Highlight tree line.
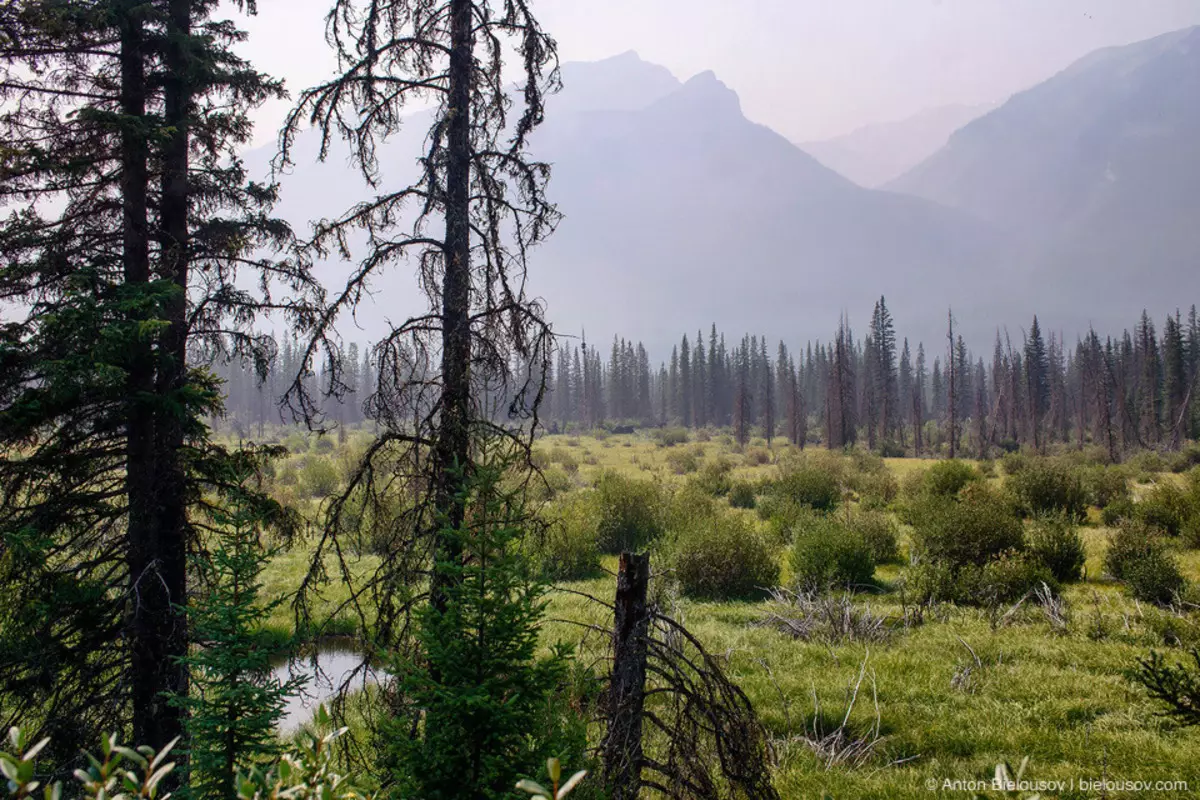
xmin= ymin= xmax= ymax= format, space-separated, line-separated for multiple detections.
xmin=539 ymin=299 xmax=1200 ymax=459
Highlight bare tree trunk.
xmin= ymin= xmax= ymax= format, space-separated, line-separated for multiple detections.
xmin=432 ymin=0 xmax=475 ymax=612
xmin=604 ymin=552 xmax=650 ymax=800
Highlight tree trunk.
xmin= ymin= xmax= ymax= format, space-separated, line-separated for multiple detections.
xmin=604 ymin=552 xmax=650 ymax=800
xmin=122 ymin=0 xmax=183 ymax=757
xmin=431 ymin=0 xmax=475 ymax=612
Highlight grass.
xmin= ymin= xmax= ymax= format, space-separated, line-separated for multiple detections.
xmin=253 ymin=428 xmax=1200 ymax=797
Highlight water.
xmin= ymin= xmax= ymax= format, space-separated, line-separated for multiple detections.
xmin=270 ymin=642 xmax=388 ymax=733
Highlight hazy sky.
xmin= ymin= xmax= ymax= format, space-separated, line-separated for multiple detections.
xmin=237 ymin=0 xmax=1200 ymax=143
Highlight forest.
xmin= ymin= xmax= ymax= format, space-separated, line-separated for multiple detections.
xmin=2 ymin=1 xmax=1200 ymax=800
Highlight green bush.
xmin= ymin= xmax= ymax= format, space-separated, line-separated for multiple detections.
xmin=728 ymin=480 xmax=757 ymax=509
xmin=906 ymin=560 xmax=972 ymax=604
xmin=851 ymin=469 xmax=899 ymax=510
xmin=1001 ymin=451 xmax=1029 ymax=476
xmin=548 ymin=447 xmax=580 ymax=474
xmin=672 ymin=510 xmax=780 ymax=600
xmin=1168 ymin=444 xmax=1200 ymax=473
xmin=978 ymin=551 xmax=1058 ymax=605
xmin=1082 ymin=466 xmax=1130 ymax=509
xmin=593 ymin=471 xmax=665 ymax=553
xmin=300 ymin=456 xmax=340 ymax=498
xmin=654 ymin=427 xmax=689 ymax=447
xmin=1102 ymin=496 xmax=1136 ymax=526
xmin=665 ymin=446 xmax=702 ymax=475
xmin=1007 ymin=458 xmax=1087 ymax=520
xmin=908 ymin=485 xmax=1024 ymax=569
xmin=922 ymin=459 xmax=982 ymax=498
xmin=1136 ymin=481 xmax=1196 ymax=536
xmin=1026 ymin=514 xmax=1087 ymax=582
xmin=743 ymin=446 xmax=771 ymax=466
xmin=1124 ymin=550 xmax=1187 ymax=605
xmin=537 ymin=496 xmax=602 ymax=581
xmin=851 ymin=509 xmax=900 ymax=564
xmin=772 ymin=462 xmax=841 ymax=512
xmin=789 ymin=515 xmax=875 ymax=592
xmin=1104 ymin=520 xmax=1167 ymax=580
xmin=692 ymin=456 xmax=734 ymax=497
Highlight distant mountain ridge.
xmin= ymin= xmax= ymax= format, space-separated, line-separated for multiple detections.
xmin=255 ymin=32 xmax=1200 ymax=355
xmin=889 ymin=26 xmax=1200 ymax=321
xmin=801 ymin=103 xmax=995 ymax=188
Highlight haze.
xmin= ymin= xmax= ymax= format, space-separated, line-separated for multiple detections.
xmin=237 ymin=0 xmax=1200 ymax=144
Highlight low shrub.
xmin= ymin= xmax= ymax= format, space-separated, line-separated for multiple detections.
xmin=728 ymin=479 xmax=758 ymax=509
xmin=773 ymin=461 xmax=841 ymax=512
xmin=300 ymin=456 xmax=340 ymax=498
xmin=922 ymin=459 xmax=982 ymax=498
xmin=743 ymin=446 xmax=771 ymax=466
xmin=906 ymin=561 xmax=972 ymax=605
xmin=1007 ymin=458 xmax=1087 ymax=520
xmin=1104 ymin=520 xmax=1167 ymax=581
xmin=1136 ymin=481 xmax=1196 ymax=536
xmin=908 ymin=485 xmax=1024 ymax=569
xmin=851 ymin=470 xmax=899 ymax=510
xmin=851 ymin=510 xmax=900 ymax=564
xmin=1001 ymin=451 xmax=1029 ymax=476
xmin=789 ymin=515 xmax=875 ymax=592
xmin=665 ymin=446 xmax=702 ymax=475
xmin=1124 ymin=550 xmax=1187 ymax=605
xmin=1026 ymin=514 xmax=1087 ymax=582
xmin=672 ymin=510 xmax=779 ymax=600
xmin=692 ymin=456 xmax=734 ymax=497
xmin=1083 ymin=466 xmax=1130 ymax=509
xmin=1168 ymin=443 xmax=1200 ymax=473
xmin=978 ymin=551 xmax=1058 ymax=606
xmin=1102 ymin=496 xmax=1136 ymax=526
xmin=593 ymin=471 xmax=665 ymax=553
xmin=536 ymin=496 xmax=601 ymax=581
xmin=548 ymin=446 xmax=580 ymax=473
xmin=654 ymin=427 xmax=690 ymax=447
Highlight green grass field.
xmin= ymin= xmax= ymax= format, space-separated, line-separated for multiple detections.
xmin=259 ymin=428 xmax=1200 ymax=798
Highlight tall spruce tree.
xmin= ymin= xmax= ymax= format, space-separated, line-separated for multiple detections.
xmin=0 ymin=0 xmax=310 ymax=769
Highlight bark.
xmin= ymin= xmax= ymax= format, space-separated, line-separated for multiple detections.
xmin=604 ymin=552 xmax=651 ymax=800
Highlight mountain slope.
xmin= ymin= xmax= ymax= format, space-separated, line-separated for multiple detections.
xmin=801 ymin=103 xmax=993 ymax=188
xmin=889 ymin=26 xmax=1200 ymax=317
xmin=255 ymin=54 xmax=1008 ymax=352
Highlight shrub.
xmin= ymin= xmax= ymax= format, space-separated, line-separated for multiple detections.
xmin=548 ymin=447 xmax=580 ymax=473
xmin=300 ymin=456 xmax=340 ymax=498
xmin=908 ymin=486 xmax=1024 ymax=569
xmin=851 ymin=510 xmax=900 ymax=564
xmin=789 ymin=515 xmax=875 ymax=592
xmin=850 ymin=465 xmax=899 ymax=510
xmin=906 ymin=560 xmax=972 ymax=604
xmin=773 ymin=462 xmax=841 ymax=512
xmin=654 ymin=427 xmax=689 ymax=447
xmin=1079 ymin=466 xmax=1128 ymax=510
xmin=665 ymin=446 xmax=702 ymax=475
xmin=728 ymin=480 xmax=757 ymax=509
xmin=922 ymin=460 xmax=982 ymax=498
xmin=529 ymin=465 xmax=573 ymax=503
xmin=593 ymin=471 xmax=665 ymax=553
xmin=1103 ymin=496 xmax=1136 ymax=526
xmin=978 ymin=551 xmax=1058 ymax=605
xmin=1124 ymin=550 xmax=1187 ymax=605
xmin=1104 ymin=520 xmax=1167 ymax=580
xmin=1026 ymin=514 xmax=1087 ymax=583
xmin=1168 ymin=444 xmax=1200 ymax=473
xmin=537 ymin=496 xmax=601 ymax=581
xmin=672 ymin=509 xmax=779 ymax=600
xmin=1007 ymin=458 xmax=1087 ymax=520
xmin=693 ymin=456 xmax=733 ymax=497
xmin=285 ymin=431 xmax=309 ymax=454
xmin=1136 ymin=481 xmax=1196 ymax=536
xmin=742 ymin=446 xmax=771 ymax=466
xmin=1001 ymin=451 xmax=1028 ymax=476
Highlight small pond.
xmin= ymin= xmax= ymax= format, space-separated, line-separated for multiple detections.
xmin=270 ymin=639 xmax=389 ymax=733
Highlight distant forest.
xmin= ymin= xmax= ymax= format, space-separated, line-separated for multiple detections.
xmin=217 ymin=298 xmax=1200 ymax=459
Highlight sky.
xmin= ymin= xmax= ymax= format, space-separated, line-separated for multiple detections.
xmin=235 ymin=0 xmax=1200 ymax=144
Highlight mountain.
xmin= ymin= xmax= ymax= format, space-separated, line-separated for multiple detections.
xmin=256 ymin=53 xmax=1006 ymax=353
xmin=889 ymin=26 xmax=1200 ymax=322
xmin=801 ymin=103 xmax=994 ymax=188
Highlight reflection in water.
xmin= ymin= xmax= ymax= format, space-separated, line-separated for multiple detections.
xmin=271 ymin=646 xmax=388 ymax=732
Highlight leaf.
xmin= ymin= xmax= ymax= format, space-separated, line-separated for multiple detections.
xmin=546 ymin=758 xmax=560 ymax=784
xmin=558 ymin=771 xmax=587 ymax=798
xmin=515 ymin=778 xmax=550 ymax=798
xmin=22 ymin=738 xmax=49 ymax=763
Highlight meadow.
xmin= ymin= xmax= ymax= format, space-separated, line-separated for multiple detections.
xmin=255 ymin=426 xmax=1200 ymax=799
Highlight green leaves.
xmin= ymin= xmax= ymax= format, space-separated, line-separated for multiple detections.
xmin=0 ymin=728 xmax=175 ymax=800
xmin=515 ymin=759 xmax=587 ymax=800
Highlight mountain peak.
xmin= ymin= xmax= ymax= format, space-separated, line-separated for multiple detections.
xmin=668 ymin=69 xmax=742 ymax=116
